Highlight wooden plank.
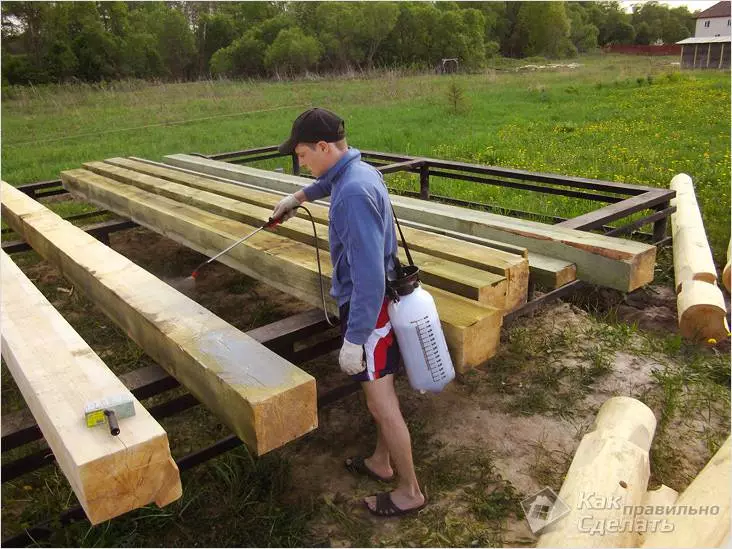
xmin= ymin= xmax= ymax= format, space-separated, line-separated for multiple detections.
xmin=83 ymin=161 xmax=510 ymax=309
xmin=670 ymin=173 xmax=718 ymax=293
xmin=0 ymin=249 xmax=182 ymax=525
xmin=102 ymin=157 xmax=529 ymax=311
xmin=61 ymin=169 xmax=502 ymax=371
xmin=1 ymin=182 xmax=317 ymax=456
xmin=162 ymin=154 xmax=656 ymax=292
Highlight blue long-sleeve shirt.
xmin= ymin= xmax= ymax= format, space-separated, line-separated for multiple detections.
xmin=302 ymin=148 xmax=397 ymax=345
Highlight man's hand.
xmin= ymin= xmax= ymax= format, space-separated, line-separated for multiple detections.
xmin=271 ymin=194 xmax=301 ymax=223
xmin=339 ymin=339 xmax=365 ymax=375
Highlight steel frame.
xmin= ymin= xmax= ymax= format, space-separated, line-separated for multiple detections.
xmin=1 ymin=148 xmax=675 ymax=545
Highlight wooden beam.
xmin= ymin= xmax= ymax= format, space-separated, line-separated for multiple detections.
xmin=82 ymin=161 xmax=510 ymax=310
xmin=138 ymin=155 xmax=572 ymax=289
xmin=537 ymin=397 xmax=657 ymax=547
xmin=0 ymin=249 xmax=181 ymax=525
xmin=161 ymin=154 xmax=656 ymax=292
xmin=61 ymin=169 xmax=502 ymax=371
xmin=2 ymin=309 xmax=332 ymax=452
xmin=381 ymin=216 xmax=576 ymax=288
xmin=642 ymin=436 xmax=730 ymax=547
xmin=670 ymin=173 xmax=717 ymax=293
xmin=99 ymin=158 xmax=529 ymax=311
xmin=1 ymin=182 xmax=317 ymax=456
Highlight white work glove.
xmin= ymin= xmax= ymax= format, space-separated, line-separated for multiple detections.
xmin=271 ymin=194 xmax=301 ymax=223
xmin=339 ymin=338 xmax=366 ymax=375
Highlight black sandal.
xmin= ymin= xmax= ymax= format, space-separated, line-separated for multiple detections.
xmin=365 ymin=491 xmax=428 ymax=517
xmin=344 ymin=456 xmax=394 ymax=483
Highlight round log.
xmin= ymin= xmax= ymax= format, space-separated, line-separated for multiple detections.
xmin=677 ymin=280 xmax=730 ymax=342
xmin=670 ymin=174 xmax=717 ymax=293
xmin=537 ymin=397 xmax=657 ymax=547
xmin=642 ymin=436 xmax=730 ymax=547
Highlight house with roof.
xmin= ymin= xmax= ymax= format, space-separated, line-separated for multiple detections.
xmin=676 ymin=1 xmax=730 ymax=69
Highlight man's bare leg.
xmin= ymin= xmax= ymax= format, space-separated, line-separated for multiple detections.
xmin=365 ymin=425 xmax=393 ymax=480
xmin=361 ymin=374 xmax=424 ymax=511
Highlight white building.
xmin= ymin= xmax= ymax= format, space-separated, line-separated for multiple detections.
xmin=694 ymin=1 xmax=731 ymax=38
xmin=677 ymin=1 xmax=730 ymax=69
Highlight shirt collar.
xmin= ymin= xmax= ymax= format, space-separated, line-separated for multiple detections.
xmin=317 ymin=148 xmax=361 ymax=186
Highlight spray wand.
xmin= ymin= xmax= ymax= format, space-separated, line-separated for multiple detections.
xmin=174 ymin=206 xmax=335 ymax=327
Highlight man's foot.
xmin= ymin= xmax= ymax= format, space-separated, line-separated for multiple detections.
xmin=345 ymin=456 xmax=394 ymax=482
xmin=364 ymin=490 xmax=426 ymax=517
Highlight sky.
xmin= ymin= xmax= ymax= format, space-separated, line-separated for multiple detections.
xmin=620 ymin=0 xmax=721 ymax=13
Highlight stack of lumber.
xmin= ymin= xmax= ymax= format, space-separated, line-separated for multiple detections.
xmin=1 ymin=182 xmax=318 ymax=456
xmin=55 ymin=155 xmax=656 ymax=371
xmin=537 ymin=396 xmax=730 ymax=548
xmin=162 ymin=154 xmax=657 ymax=293
xmin=1 ymin=248 xmax=182 ymax=524
xmin=669 ymin=174 xmax=729 ymax=342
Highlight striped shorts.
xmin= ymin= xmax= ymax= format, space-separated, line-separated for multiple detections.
xmin=339 ymin=297 xmax=401 ymax=382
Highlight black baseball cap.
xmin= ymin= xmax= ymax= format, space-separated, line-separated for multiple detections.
xmin=278 ymin=108 xmax=346 ymax=154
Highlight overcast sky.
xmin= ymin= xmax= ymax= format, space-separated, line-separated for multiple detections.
xmin=620 ymin=0 xmax=720 ymax=13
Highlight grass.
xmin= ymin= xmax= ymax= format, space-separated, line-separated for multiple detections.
xmin=1 ymin=53 xmax=730 ymax=546
xmin=2 ymin=53 xmax=729 ymax=260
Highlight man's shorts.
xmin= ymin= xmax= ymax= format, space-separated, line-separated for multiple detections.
xmin=339 ymin=297 xmax=400 ymax=382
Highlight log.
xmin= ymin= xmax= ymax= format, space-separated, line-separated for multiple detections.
xmin=638 ymin=485 xmax=678 ymax=545
xmin=61 ymin=169 xmax=503 ymax=371
xmin=82 ymin=161 xmax=510 ymax=309
xmin=162 ymin=154 xmax=656 ymax=292
xmin=670 ymin=173 xmax=718 ymax=293
xmin=1 ymin=182 xmax=317 ymax=456
xmin=100 ymin=157 xmax=529 ymax=311
xmin=0 ymin=249 xmax=181 ymax=525
xmin=677 ymin=279 xmax=730 ymax=342
xmin=537 ymin=396 xmax=657 ymax=547
xmin=723 ymin=238 xmax=731 ymax=293
xmin=642 ymin=436 xmax=730 ymax=547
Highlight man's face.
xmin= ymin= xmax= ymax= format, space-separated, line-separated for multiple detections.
xmin=294 ymin=142 xmax=333 ymax=177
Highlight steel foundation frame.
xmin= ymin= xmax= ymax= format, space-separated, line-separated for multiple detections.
xmin=1 ymin=149 xmax=675 ymax=545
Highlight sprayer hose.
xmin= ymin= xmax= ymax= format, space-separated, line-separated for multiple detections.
xmin=300 ymin=206 xmax=336 ymax=328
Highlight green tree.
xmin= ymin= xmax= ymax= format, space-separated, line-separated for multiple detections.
xmin=264 ymin=27 xmax=322 ymax=76
xmin=635 ymin=21 xmax=652 ymax=45
xmin=210 ymin=31 xmax=266 ymax=77
xmin=315 ymin=2 xmax=362 ymax=70
xmin=149 ymin=6 xmax=196 ymax=79
xmin=358 ymin=2 xmax=400 ymax=69
xmin=512 ymin=2 xmax=572 ymax=58
xmin=197 ymin=12 xmax=237 ymax=76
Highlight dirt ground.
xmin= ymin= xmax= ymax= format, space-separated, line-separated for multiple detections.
xmin=2 ymin=224 xmax=730 ymax=547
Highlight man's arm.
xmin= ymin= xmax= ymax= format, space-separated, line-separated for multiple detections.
xmin=336 ymin=195 xmax=386 ymax=345
xmin=271 ymin=181 xmax=332 ymax=221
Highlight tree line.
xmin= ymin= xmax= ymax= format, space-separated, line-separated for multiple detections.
xmin=1 ymin=1 xmax=697 ymax=85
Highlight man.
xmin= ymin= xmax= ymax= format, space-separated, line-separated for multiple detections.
xmin=272 ymin=107 xmax=426 ymax=517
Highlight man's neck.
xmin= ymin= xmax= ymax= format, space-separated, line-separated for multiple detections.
xmin=322 ymin=147 xmax=348 ymax=174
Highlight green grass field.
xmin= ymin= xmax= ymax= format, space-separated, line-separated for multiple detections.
xmin=1 ymin=54 xmax=730 ymax=547
xmin=2 ymin=53 xmax=730 ymax=261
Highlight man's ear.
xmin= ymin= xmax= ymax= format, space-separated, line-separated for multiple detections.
xmin=317 ymin=141 xmax=329 ymax=153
